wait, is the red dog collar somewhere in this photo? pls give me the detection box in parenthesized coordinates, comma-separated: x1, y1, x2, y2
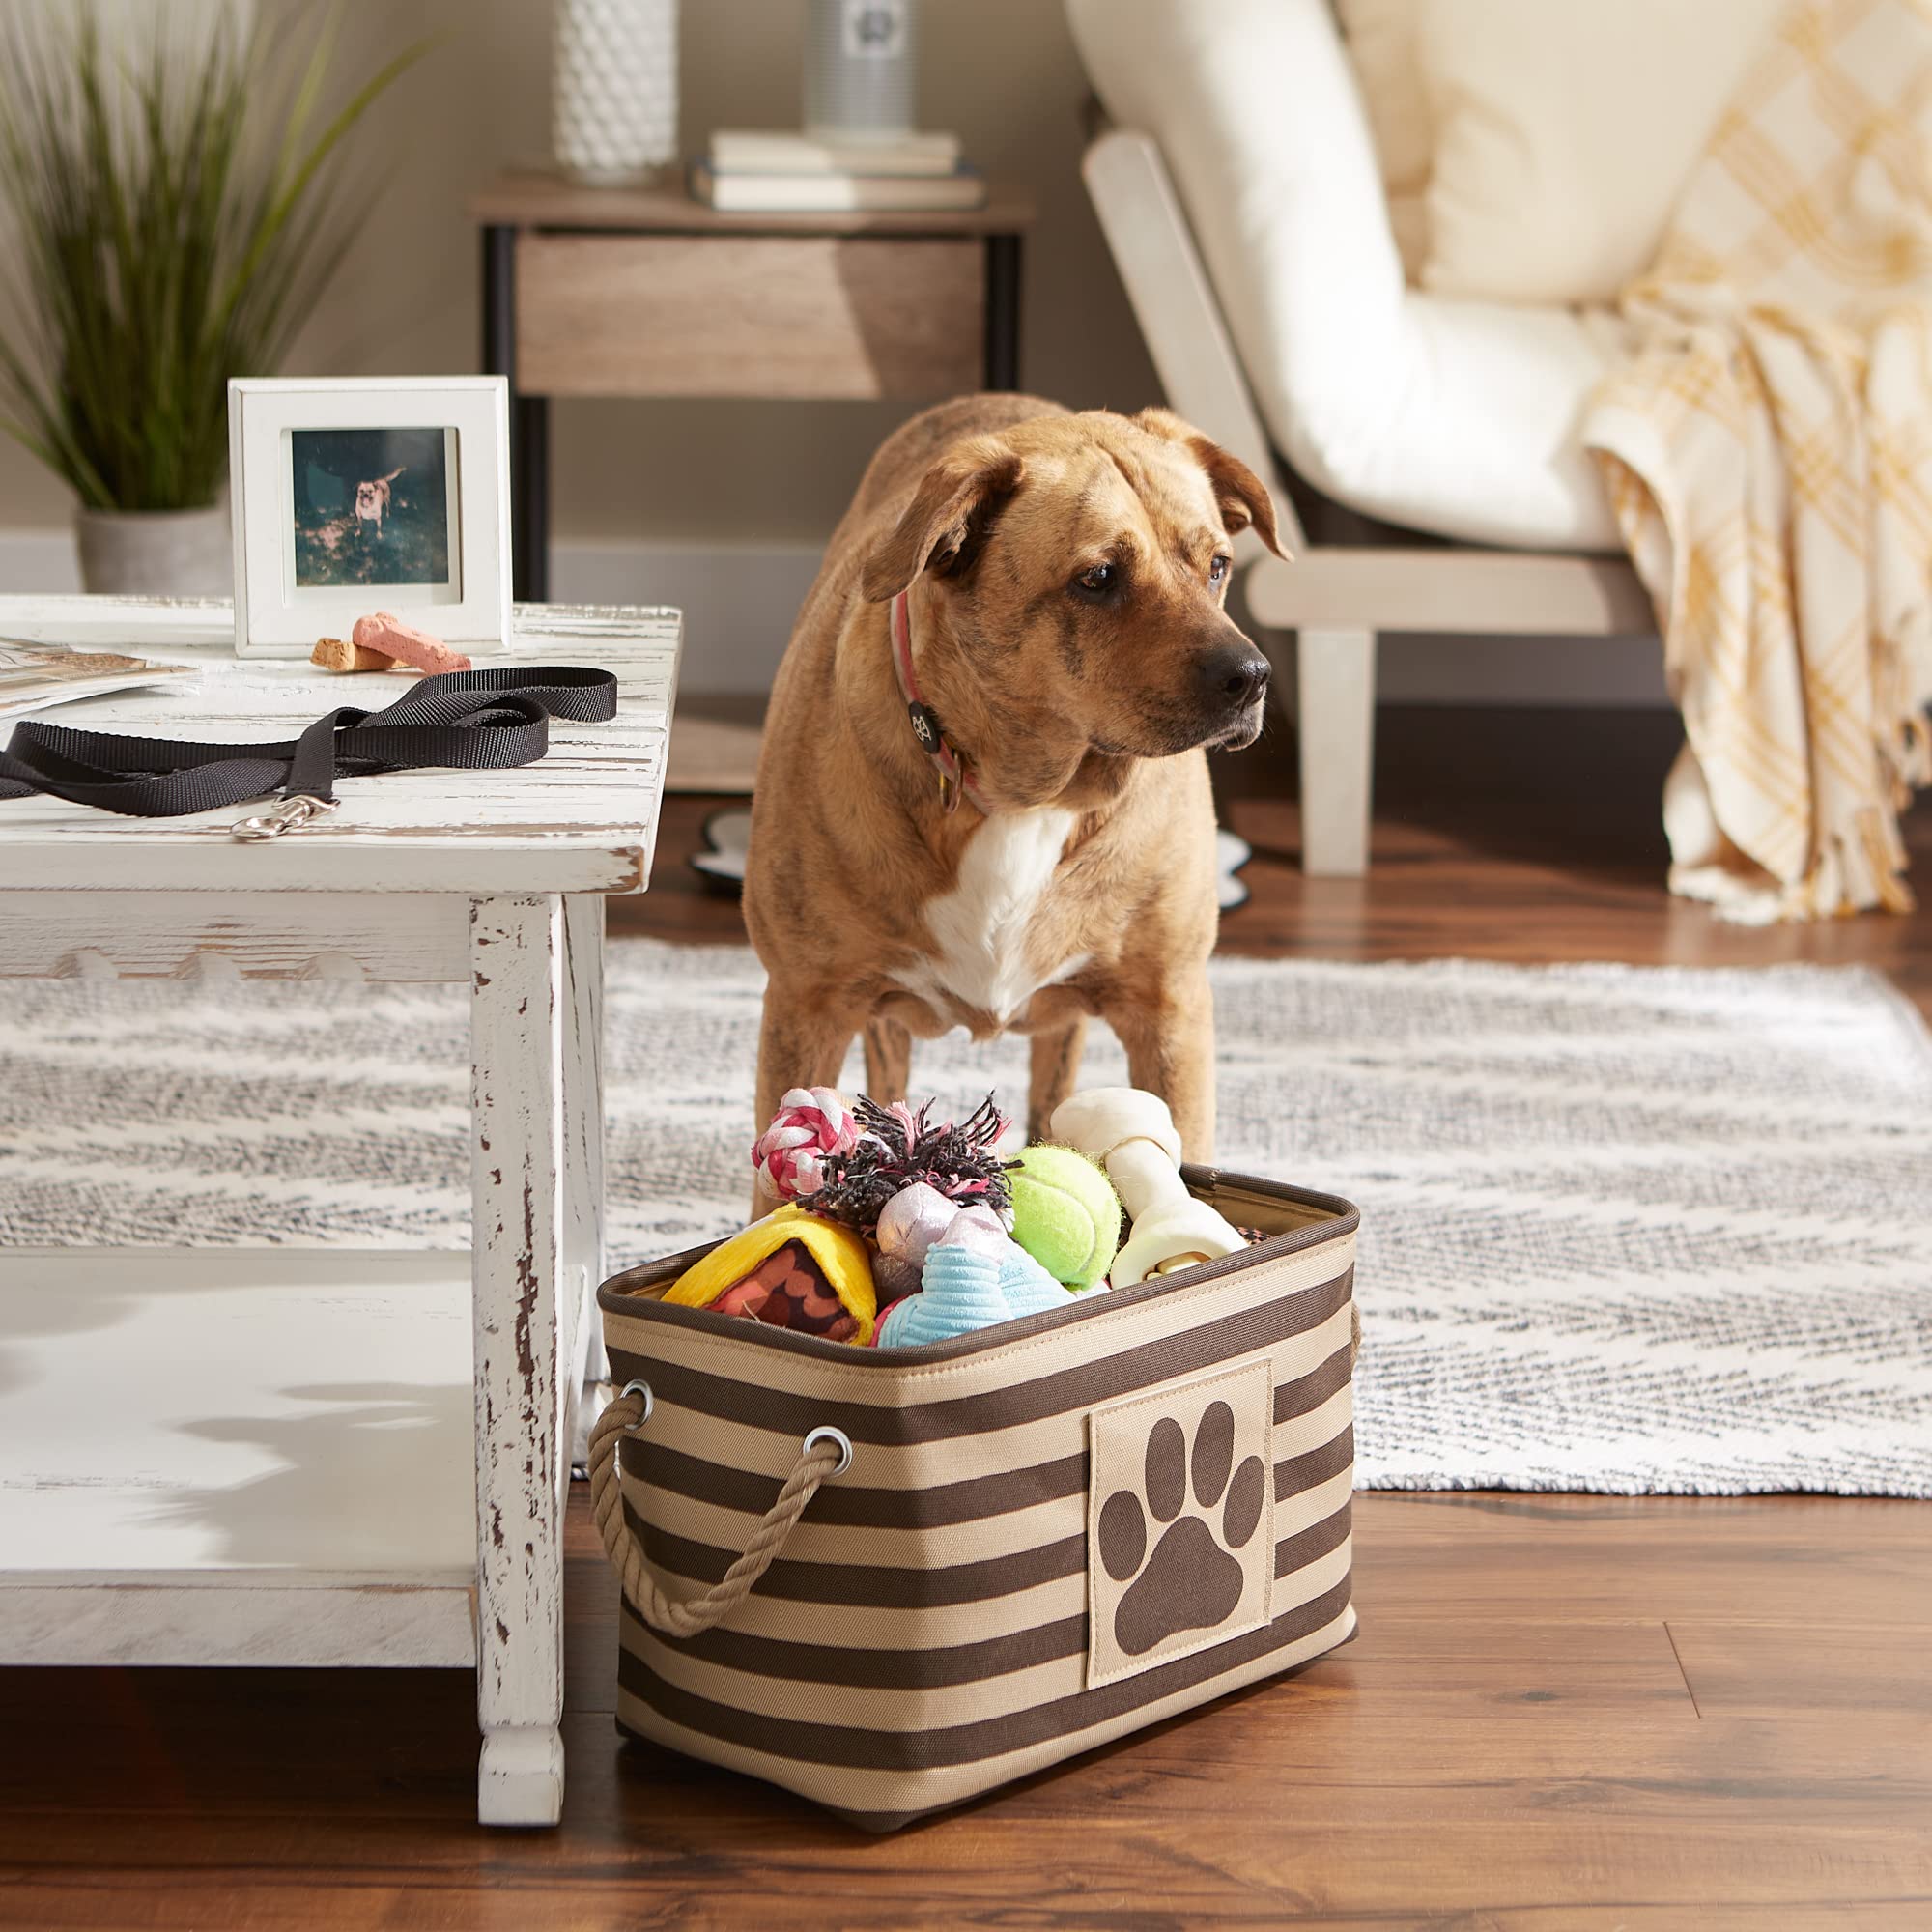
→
(890, 589, 983, 815)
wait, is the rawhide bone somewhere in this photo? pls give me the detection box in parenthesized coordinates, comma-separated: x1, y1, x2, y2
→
(1049, 1088, 1247, 1284)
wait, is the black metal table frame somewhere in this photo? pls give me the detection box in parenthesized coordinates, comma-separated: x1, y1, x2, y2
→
(481, 225, 1025, 604)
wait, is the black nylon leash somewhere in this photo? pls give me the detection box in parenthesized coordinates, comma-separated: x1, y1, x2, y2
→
(0, 665, 618, 828)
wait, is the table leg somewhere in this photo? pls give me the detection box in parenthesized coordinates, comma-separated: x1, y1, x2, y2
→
(470, 894, 569, 1827)
(984, 233, 1023, 390)
(563, 894, 608, 1420)
(516, 396, 552, 605)
(482, 222, 552, 604)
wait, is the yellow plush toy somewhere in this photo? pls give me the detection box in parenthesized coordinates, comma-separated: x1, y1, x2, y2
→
(664, 1205, 878, 1344)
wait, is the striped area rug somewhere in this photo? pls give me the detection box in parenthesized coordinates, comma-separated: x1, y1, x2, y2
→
(3, 942, 1929, 1496)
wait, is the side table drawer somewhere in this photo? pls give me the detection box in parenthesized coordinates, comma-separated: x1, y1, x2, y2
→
(516, 233, 986, 401)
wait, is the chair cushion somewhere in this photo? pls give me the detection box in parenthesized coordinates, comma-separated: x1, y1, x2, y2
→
(1418, 0, 1788, 305)
(1336, 0, 1428, 196)
(1314, 297, 1631, 551)
(1337, 0, 1428, 278)
(1068, 0, 1628, 551)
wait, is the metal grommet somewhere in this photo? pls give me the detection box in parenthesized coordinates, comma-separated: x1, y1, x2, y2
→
(803, 1424, 853, 1478)
(620, 1378, 654, 1430)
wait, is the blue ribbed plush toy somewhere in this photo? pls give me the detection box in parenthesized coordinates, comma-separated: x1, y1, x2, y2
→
(875, 1238, 1073, 1347)
(995, 1243, 1074, 1319)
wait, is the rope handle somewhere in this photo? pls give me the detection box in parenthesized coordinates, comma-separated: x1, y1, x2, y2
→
(588, 1381, 849, 1639)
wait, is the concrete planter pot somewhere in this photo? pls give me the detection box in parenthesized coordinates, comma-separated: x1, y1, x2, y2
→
(74, 503, 231, 598)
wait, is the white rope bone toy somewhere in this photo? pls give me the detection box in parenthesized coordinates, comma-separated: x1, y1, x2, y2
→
(1048, 1088, 1247, 1285)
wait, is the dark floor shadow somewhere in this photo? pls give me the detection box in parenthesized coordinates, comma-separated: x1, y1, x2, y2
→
(1217, 701, 1681, 878)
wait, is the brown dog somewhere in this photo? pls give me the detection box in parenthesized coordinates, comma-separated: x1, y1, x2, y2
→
(744, 394, 1286, 1158)
(354, 467, 405, 538)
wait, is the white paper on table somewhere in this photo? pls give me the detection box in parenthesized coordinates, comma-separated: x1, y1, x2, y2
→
(0, 639, 194, 722)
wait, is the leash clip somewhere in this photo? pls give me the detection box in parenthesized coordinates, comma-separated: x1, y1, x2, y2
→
(231, 793, 337, 841)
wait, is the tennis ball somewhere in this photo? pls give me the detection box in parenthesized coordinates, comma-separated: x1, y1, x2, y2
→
(1007, 1144, 1122, 1290)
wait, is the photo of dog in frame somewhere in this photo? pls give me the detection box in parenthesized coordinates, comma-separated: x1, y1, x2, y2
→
(290, 424, 456, 591)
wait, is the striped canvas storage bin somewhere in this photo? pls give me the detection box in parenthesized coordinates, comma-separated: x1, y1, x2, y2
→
(590, 1167, 1359, 1831)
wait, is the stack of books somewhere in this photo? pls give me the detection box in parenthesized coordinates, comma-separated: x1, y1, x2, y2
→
(691, 129, 987, 213)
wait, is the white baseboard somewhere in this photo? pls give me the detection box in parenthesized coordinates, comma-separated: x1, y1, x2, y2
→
(0, 530, 86, 597)
(551, 539, 820, 697)
(0, 527, 1670, 706)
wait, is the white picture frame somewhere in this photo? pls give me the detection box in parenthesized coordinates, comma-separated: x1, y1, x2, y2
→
(228, 376, 512, 658)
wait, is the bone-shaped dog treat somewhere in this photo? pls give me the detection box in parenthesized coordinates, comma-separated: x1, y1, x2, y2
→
(351, 611, 471, 675)
(310, 636, 396, 672)
(1048, 1088, 1247, 1285)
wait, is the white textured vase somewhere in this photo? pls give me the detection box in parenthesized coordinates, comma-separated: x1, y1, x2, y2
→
(554, 0, 678, 185)
(74, 505, 232, 598)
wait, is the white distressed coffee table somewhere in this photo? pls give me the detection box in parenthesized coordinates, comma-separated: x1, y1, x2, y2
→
(0, 595, 679, 1826)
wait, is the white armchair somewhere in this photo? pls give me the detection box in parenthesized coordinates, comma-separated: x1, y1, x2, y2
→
(1066, 0, 1649, 874)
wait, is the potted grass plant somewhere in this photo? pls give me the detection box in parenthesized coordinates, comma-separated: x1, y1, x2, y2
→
(0, 2, 429, 595)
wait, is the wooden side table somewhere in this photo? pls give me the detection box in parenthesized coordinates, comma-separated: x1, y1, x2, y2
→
(0, 597, 679, 1828)
(470, 172, 1037, 600)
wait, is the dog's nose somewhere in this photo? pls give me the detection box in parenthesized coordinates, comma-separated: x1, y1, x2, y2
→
(1199, 645, 1271, 713)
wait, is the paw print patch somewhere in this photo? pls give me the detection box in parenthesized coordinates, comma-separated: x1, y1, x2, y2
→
(1086, 1360, 1274, 1685)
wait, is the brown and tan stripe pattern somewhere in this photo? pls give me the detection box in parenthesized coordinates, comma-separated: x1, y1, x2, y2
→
(598, 1173, 1359, 1830)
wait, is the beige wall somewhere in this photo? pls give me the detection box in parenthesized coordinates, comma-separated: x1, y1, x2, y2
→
(0, 0, 1159, 542)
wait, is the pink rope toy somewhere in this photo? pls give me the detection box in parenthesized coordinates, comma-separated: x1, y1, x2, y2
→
(752, 1087, 860, 1203)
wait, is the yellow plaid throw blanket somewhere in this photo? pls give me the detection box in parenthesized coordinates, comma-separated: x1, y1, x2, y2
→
(1586, 0, 1932, 921)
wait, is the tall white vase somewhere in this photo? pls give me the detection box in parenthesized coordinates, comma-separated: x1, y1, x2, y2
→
(554, 0, 678, 185)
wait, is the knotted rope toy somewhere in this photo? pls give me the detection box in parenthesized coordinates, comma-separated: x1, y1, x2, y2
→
(809, 1094, 1012, 1236)
(752, 1086, 860, 1204)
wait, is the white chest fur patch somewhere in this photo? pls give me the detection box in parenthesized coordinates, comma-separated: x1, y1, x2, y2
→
(903, 808, 1088, 1024)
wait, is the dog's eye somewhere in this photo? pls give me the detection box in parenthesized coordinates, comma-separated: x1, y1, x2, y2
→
(1208, 554, 1231, 587)
(1073, 562, 1117, 597)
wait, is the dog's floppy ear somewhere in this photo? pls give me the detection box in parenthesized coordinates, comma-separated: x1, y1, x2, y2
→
(1132, 407, 1290, 560)
(860, 436, 1026, 602)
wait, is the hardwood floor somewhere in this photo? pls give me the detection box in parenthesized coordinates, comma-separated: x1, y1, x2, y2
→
(2, 705, 1926, 1929)
(637, 699, 1932, 1017)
